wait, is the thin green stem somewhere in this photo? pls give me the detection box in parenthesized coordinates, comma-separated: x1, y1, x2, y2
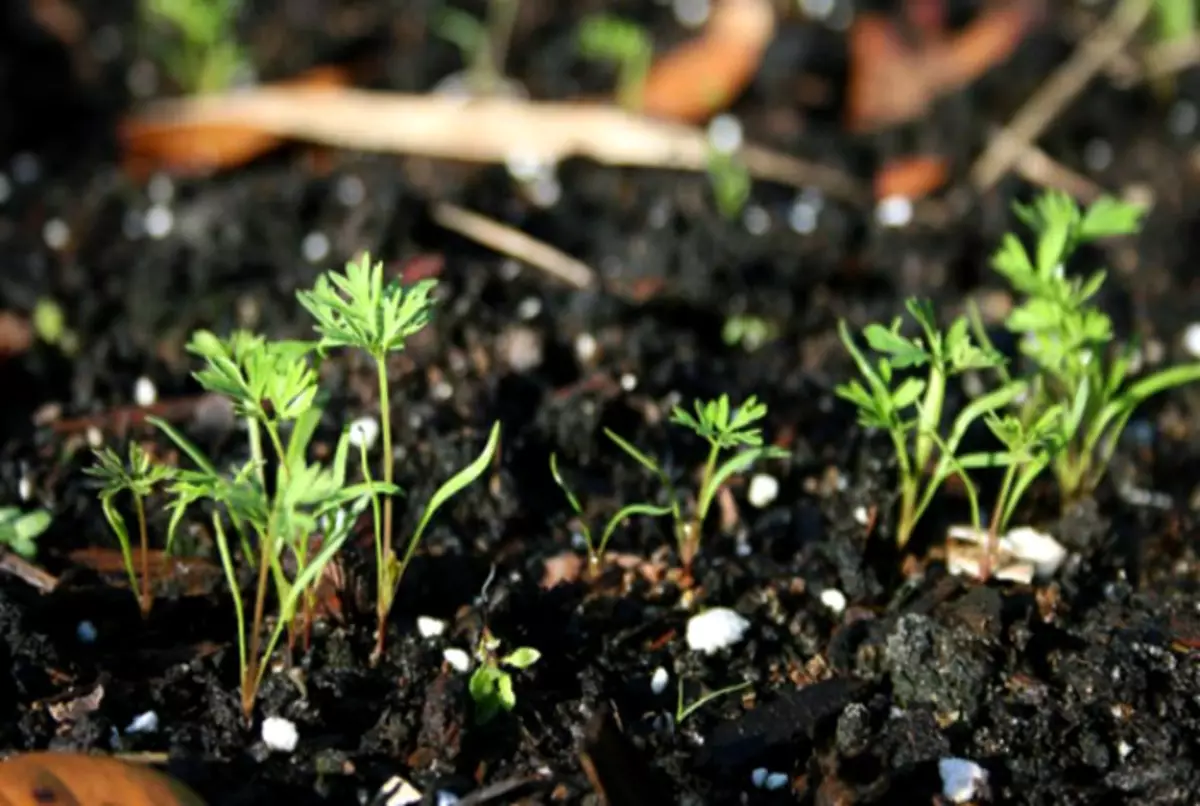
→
(374, 354, 395, 662)
(134, 492, 152, 618)
(244, 509, 278, 718)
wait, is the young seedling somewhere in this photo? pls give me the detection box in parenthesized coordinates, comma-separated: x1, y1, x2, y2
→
(675, 678, 751, 726)
(957, 405, 1067, 579)
(981, 191, 1200, 505)
(0, 507, 51, 560)
(468, 627, 540, 724)
(432, 0, 522, 97)
(576, 14, 653, 110)
(141, 0, 246, 93)
(298, 253, 503, 663)
(548, 453, 671, 575)
(836, 299, 1025, 548)
(297, 254, 437, 661)
(85, 442, 177, 618)
(606, 394, 788, 577)
(151, 329, 393, 719)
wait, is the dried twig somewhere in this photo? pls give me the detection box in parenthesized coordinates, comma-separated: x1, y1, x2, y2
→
(970, 0, 1154, 192)
(0, 553, 59, 593)
(126, 90, 867, 204)
(430, 201, 596, 290)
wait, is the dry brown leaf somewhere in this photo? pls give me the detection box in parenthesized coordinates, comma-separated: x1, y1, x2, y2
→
(120, 65, 350, 179)
(847, 1, 1042, 132)
(0, 752, 206, 805)
(873, 154, 949, 199)
(640, 0, 776, 122)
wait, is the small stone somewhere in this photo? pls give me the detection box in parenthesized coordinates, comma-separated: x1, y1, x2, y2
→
(820, 588, 847, 615)
(442, 648, 471, 673)
(417, 616, 446, 639)
(938, 757, 988, 803)
(747, 473, 779, 508)
(133, 376, 157, 407)
(125, 711, 159, 734)
(650, 666, 669, 695)
(261, 716, 299, 753)
(876, 195, 913, 228)
(686, 607, 750, 654)
(764, 773, 788, 791)
(751, 767, 768, 788)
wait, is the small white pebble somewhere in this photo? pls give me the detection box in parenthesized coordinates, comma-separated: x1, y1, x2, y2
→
(261, 716, 299, 753)
(1117, 739, 1133, 760)
(443, 648, 471, 672)
(876, 195, 914, 228)
(853, 506, 870, 525)
(620, 373, 637, 392)
(747, 473, 779, 508)
(378, 775, 423, 806)
(505, 151, 551, 183)
(788, 198, 819, 234)
(574, 333, 598, 364)
(417, 616, 446, 639)
(125, 711, 159, 734)
(348, 416, 380, 450)
(42, 219, 70, 250)
(516, 296, 542, 320)
(686, 607, 751, 654)
(751, 767, 768, 788)
(938, 757, 988, 804)
(820, 588, 847, 615)
(18, 475, 33, 502)
(86, 426, 104, 448)
(431, 380, 454, 402)
(764, 772, 789, 791)
(435, 792, 461, 806)
(336, 174, 366, 206)
(707, 114, 743, 154)
(77, 621, 97, 643)
(650, 666, 669, 695)
(133, 376, 157, 407)
(525, 172, 562, 208)
(1183, 323, 1200, 359)
(144, 205, 174, 239)
(742, 205, 770, 235)
(301, 232, 330, 263)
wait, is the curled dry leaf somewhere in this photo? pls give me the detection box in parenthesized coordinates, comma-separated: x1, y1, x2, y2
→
(873, 154, 949, 199)
(847, 0, 1042, 132)
(120, 65, 350, 179)
(0, 752, 205, 805)
(640, 0, 776, 122)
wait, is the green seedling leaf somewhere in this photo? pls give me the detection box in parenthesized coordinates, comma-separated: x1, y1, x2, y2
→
(597, 502, 673, 556)
(604, 427, 665, 478)
(1078, 196, 1144, 241)
(549, 453, 585, 517)
(0, 508, 50, 559)
(399, 421, 501, 574)
(502, 647, 541, 669)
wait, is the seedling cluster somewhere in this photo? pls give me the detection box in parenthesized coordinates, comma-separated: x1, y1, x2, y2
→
(838, 191, 1200, 575)
(88, 253, 499, 719)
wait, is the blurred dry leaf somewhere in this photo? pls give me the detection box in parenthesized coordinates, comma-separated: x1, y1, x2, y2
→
(67, 548, 222, 598)
(847, 0, 1042, 132)
(120, 65, 350, 178)
(0, 752, 205, 805)
(0, 313, 34, 360)
(641, 0, 776, 122)
(874, 154, 949, 199)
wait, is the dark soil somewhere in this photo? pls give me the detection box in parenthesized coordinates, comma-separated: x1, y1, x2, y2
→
(3, 1, 1200, 804)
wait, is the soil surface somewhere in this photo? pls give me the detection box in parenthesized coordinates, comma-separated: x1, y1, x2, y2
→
(3, 1, 1200, 804)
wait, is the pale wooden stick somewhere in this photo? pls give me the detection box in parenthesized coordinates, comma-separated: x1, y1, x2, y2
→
(970, 0, 1154, 192)
(127, 90, 868, 204)
(430, 201, 596, 290)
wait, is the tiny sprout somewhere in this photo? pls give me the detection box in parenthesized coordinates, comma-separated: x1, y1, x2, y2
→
(85, 442, 177, 618)
(0, 507, 51, 560)
(606, 394, 787, 576)
(468, 627, 541, 725)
